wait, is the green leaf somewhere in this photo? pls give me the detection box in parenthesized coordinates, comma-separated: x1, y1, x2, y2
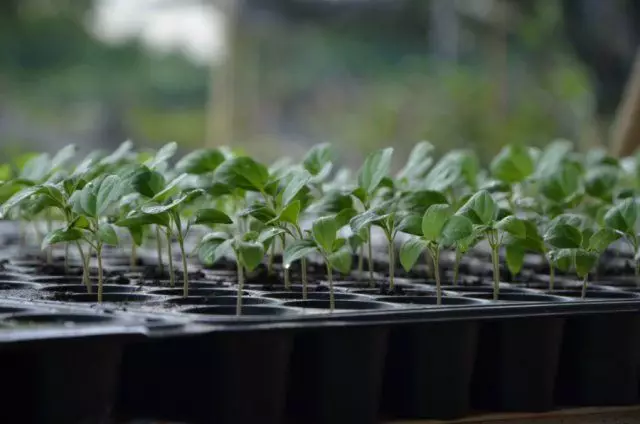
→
(199, 236, 233, 265)
(349, 208, 389, 234)
(0, 186, 43, 217)
(312, 215, 338, 253)
(277, 201, 301, 225)
(575, 250, 598, 279)
(116, 211, 171, 228)
(70, 184, 97, 218)
(357, 147, 394, 195)
(175, 149, 225, 174)
(490, 144, 534, 183)
(303, 143, 333, 178)
(396, 141, 434, 182)
(585, 165, 618, 201)
(544, 224, 582, 249)
(534, 139, 573, 178)
(97, 224, 119, 246)
(214, 156, 269, 192)
(152, 174, 187, 202)
(142, 189, 204, 214)
(397, 213, 422, 236)
(548, 249, 574, 272)
(130, 166, 165, 198)
(257, 227, 285, 246)
(335, 207, 357, 228)
(328, 248, 353, 274)
(41, 228, 84, 249)
(496, 215, 526, 238)
(129, 226, 145, 246)
(604, 198, 638, 236)
(51, 144, 77, 170)
(237, 241, 264, 271)
(20, 153, 51, 182)
(506, 243, 525, 276)
(96, 175, 124, 216)
(440, 215, 473, 246)
(421, 204, 451, 241)
(399, 236, 428, 272)
(399, 190, 448, 214)
(283, 238, 318, 266)
(423, 150, 478, 191)
(193, 208, 233, 226)
(146, 142, 178, 169)
(100, 140, 133, 166)
(281, 170, 311, 206)
(456, 190, 497, 225)
(588, 228, 621, 253)
(540, 162, 581, 203)
(241, 203, 278, 223)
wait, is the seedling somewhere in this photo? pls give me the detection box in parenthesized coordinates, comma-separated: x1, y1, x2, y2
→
(284, 213, 353, 310)
(544, 214, 620, 298)
(603, 198, 640, 284)
(399, 204, 473, 304)
(457, 190, 526, 300)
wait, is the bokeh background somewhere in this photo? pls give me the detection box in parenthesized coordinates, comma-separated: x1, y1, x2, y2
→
(1, 0, 639, 167)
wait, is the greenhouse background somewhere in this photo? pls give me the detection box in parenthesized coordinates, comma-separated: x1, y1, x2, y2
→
(1, 0, 640, 166)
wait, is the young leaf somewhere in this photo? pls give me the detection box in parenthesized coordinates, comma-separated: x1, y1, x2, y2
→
(440, 215, 473, 246)
(146, 142, 178, 169)
(41, 228, 84, 249)
(100, 140, 133, 166)
(399, 190, 448, 214)
(0, 186, 44, 217)
(283, 239, 318, 266)
(51, 144, 77, 170)
(96, 175, 124, 216)
(97, 224, 119, 246)
(303, 143, 333, 178)
(20, 153, 51, 182)
(548, 248, 574, 272)
(399, 236, 428, 272)
(357, 147, 394, 195)
(152, 174, 188, 202)
(457, 190, 497, 225)
(421, 204, 451, 241)
(585, 165, 618, 201)
(312, 215, 338, 253)
(349, 207, 390, 235)
(199, 236, 233, 265)
(237, 241, 265, 272)
(116, 211, 171, 228)
(604, 198, 637, 236)
(534, 139, 573, 178)
(588, 228, 620, 253)
(396, 141, 434, 182)
(130, 167, 165, 198)
(281, 170, 311, 206)
(129, 226, 145, 246)
(214, 156, 269, 192)
(277, 200, 301, 225)
(175, 149, 225, 174)
(193, 208, 233, 226)
(544, 224, 582, 249)
(490, 144, 534, 183)
(496, 216, 526, 239)
(142, 189, 204, 214)
(575, 250, 598, 279)
(540, 163, 581, 203)
(328, 248, 353, 274)
(506, 243, 525, 276)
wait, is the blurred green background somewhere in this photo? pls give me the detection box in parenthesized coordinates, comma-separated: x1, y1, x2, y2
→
(1, 0, 638, 167)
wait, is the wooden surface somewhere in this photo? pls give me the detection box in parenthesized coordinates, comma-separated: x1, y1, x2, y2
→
(390, 405, 640, 424)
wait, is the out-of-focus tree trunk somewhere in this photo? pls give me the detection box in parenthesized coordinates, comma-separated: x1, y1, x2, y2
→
(207, 0, 241, 147)
(612, 49, 640, 157)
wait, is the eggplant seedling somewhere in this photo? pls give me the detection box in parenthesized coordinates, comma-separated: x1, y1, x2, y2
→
(603, 198, 640, 285)
(284, 213, 353, 311)
(457, 190, 526, 300)
(399, 204, 473, 304)
(545, 214, 620, 298)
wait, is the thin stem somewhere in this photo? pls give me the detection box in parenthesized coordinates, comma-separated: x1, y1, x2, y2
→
(281, 235, 290, 290)
(489, 233, 500, 300)
(388, 237, 395, 290)
(432, 246, 442, 305)
(178, 235, 189, 297)
(267, 241, 275, 276)
(236, 259, 244, 316)
(367, 227, 374, 287)
(166, 228, 175, 287)
(155, 226, 164, 275)
(581, 274, 588, 299)
(301, 257, 308, 300)
(358, 244, 364, 281)
(46, 210, 53, 265)
(326, 260, 335, 311)
(549, 260, 556, 292)
(64, 243, 70, 274)
(635, 257, 640, 288)
(131, 242, 137, 269)
(97, 243, 104, 303)
(453, 249, 462, 286)
(76, 241, 91, 294)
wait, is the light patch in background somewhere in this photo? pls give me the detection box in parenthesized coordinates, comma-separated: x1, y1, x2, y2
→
(93, 0, 225, 64)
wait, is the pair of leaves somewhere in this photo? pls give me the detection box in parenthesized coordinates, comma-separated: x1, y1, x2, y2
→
(175, 148, 225, 175)
(357, 148, 393, 196)
(421, 204, 473, 246)
(283, 237, 352, 274)
(490, 144, 534, 184)
(548, 249, 599, 279)
(213, 156, 269, 193)
(42, 222, 119, 249)
(70, 175, 124, 218)
(604, 198, 638, 238)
